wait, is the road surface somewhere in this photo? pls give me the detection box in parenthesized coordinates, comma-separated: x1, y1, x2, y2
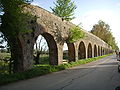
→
(0, 54, 120, 90)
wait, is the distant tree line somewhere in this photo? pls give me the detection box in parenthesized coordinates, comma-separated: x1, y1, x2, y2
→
(91, 20, 119, 50)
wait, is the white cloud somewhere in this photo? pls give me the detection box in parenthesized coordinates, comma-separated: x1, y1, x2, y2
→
(31, 2, 40, 6)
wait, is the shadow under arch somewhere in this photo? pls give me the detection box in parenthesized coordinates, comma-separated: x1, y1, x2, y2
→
(98, 46, 100, 56)
(94, 45, 97, 57)
(87, 43, 92, 58)
(102, 47, 105, 55)
(67, 43, 75, 62)
(101, 47, 103, 56)
(40, 33, 58, 65)
(78, 41, 86, 59)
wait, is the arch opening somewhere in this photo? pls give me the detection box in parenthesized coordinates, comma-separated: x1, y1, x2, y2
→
(87, 43, 92, 58)
(103, 48, 105, 55)
(98, 46, 100, 56)
(63, 42, 75, 63)
(63, 43, 68, 63)
(101, 47, 103, 56)
(94, 45, 97, 57)
(34, 33, 58, 65)
(78, 41, 86, 59)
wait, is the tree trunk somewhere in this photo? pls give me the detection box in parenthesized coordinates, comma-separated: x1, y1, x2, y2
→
(34, 51, 40, 65)
(9, 36, 34, 73)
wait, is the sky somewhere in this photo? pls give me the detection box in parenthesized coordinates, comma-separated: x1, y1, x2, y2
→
(31, 0, 120, 49)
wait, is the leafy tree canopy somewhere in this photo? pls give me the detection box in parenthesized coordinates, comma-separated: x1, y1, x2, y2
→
(0, 0, 33, 38)
(50, 0, 76, 21)
(69, 26, 85, 43)
(91, 20, 119, 50)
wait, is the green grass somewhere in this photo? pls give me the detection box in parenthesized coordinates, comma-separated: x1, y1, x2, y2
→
(0, 53, 11, 60)
(0, 54, 112, 85)
(0, 53, 11, 74)
(39, 56, 49, 64)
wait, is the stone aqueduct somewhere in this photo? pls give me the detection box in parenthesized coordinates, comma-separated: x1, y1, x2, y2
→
(23, 5, 113, 68)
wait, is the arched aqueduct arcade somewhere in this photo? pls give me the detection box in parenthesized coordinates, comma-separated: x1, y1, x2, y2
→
(16, 5, 113, 71)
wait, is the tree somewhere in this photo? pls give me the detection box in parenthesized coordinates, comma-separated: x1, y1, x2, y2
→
(34, 36, 48, 65)
(0, 0, 34, 72)
(69, 26, 85, 43)
(91, 20, 118, 50)
(0, 32, 10, 53)
(50, 0, 76, 21)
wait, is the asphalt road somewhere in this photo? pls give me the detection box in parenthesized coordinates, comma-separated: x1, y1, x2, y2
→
(0, 54, 120, 90)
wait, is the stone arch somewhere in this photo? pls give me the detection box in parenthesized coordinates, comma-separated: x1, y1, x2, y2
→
(67, 43, 75, 62)
(41, 33, 58, 65)
(103, 48, 105, 55)
(98, 46, 100, 56)
(105, 48, 107, 54)
(94, 45, 97, 57)
(104, 48, 106, 55)
(107, 49, 109, 54)
(106, 49, 108, 54)
(78, 41, 86, 59)
(101, 47, 103, 56)
(87, 43, 92, 58)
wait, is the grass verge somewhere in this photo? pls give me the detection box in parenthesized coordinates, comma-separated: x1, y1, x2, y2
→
(0, 54, 112, 85)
